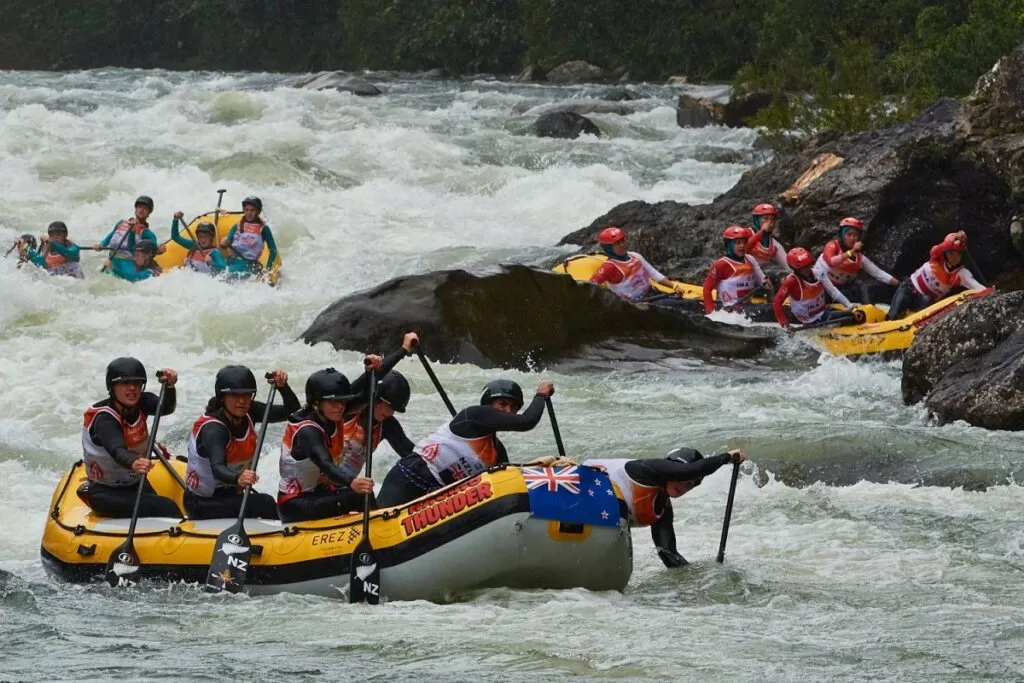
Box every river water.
[1,70,1022,682]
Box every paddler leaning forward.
[587,447,747,567]
[376,378,556,507]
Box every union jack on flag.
[521,466,581,494]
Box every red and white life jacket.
[81,404,149,486]
[184,413,258,496]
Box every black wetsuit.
[183,384,300,520]
[624,454,733,567]
[277,409,370,522]
[886,278,930,320]
[840,280,898,306]
[376,393,547,507]
[79,391,181,518]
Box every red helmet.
[723,225,752,240]
[839,217,864,231]
[598,226,626,245]
[753,203,778,217]
[942,232,966,251]
[786,247,814,270]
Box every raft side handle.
[282,526,299,537]
[251,544,264,556]
[76,544,96,557]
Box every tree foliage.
[0,0,1020,134]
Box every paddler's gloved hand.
[525,455,557,467]
[657,547,689,568]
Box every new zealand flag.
[521,465,620,527]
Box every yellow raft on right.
[553,253,990,357]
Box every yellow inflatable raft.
[552,253,990,356]
[154,211,281,286]
[40,460,632,601]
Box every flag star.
[606,489,614,496]
[601,510,609,519]
[588,489,594,496]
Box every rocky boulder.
[676,90,773,129]
[300,265,775,370]
[901,291,1024,429]
[545,61,605,84]
[293,71,382,96]
[559,92,1021,285]
[532,111,602,139]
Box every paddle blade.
[105,540,140,587]
[204,523,252,594]
[348,537,380,605]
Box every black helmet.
[47,221,68,235]
[305,368,356,406]
[376,371,410,413]
[134,239,158,255]
[215,365,257,395]
[106,357,147,393]
[134,195,154,211]
[242,196,263,213]
[666,446,705,486]
[195,222,216,236]
[480,379,523,411]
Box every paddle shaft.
[964,246,987,286]
[123,375,170,542]
[413,342,456,417]
[794,311,856,332]
[725,285,768,312]
[716,461,741,564]
[104,218,136,269]
[233,376,278,525]
[151,444,187,491]
[545,397,566,458]
[361,364,377,534]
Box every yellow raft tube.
[553,253,990,356]
[154,211,281,286]
[40,460,632,601]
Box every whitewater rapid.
[1,69,1022,682]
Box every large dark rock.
[676,90,773,129]
[901,291,1024,429]
[300,265,775,370]
[545,61,605,84]
[532,111,602,139]
[293,71,382,96]
[560,87,1022,285]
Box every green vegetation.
[0,0,1021,133]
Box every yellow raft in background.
[154,211,281,286]
[40,460,632,601]
[552,253,989,357]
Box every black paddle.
[413,339,456,417]
[724,285,768,312]
[792,311,857,333]
[204,374,277,594]
[545,397,566,459]
[101,218,136,273]
[104,372,170,587]
[964,246,987,286]
[716,459,741,564]
[150,443,187,491]
[349,361,381,604]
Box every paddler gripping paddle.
[204,373,277,594]
[349,360,381,604]
[104,371,170,587]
